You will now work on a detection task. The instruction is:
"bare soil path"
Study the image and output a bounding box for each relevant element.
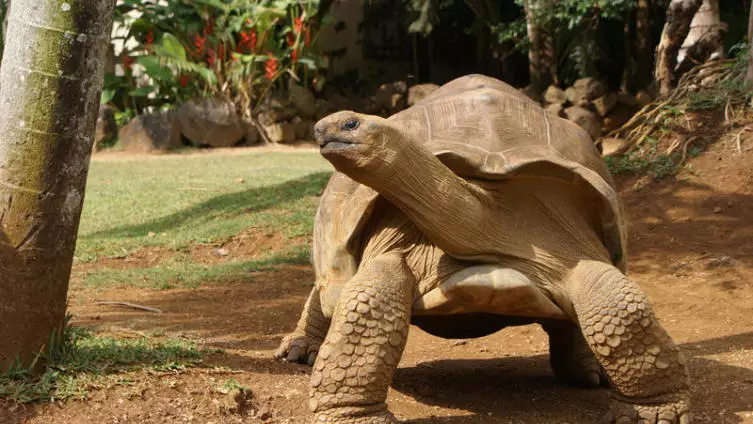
[4,139,753,424]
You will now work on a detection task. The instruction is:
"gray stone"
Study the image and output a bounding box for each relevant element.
[289,83,317,118]
[243,121,261,145]
[573,77,606,101]
[592,93,618,117]
[176,98,244,148]
[599,137,628,156]
[544,85,567,105]
[118,112,181,153]
[565,106,602,139]
[263,122,296,144]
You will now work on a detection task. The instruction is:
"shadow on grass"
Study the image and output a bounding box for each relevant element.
[83,171,331,240]
[393,331,753,424]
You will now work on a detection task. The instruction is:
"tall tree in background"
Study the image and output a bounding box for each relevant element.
[676,0,726,74]
[655,0,703,95]
[0,0,115,370]
[523,0,557,97]
[747,1,753,86]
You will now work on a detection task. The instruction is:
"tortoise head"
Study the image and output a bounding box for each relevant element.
[314,111,404,173]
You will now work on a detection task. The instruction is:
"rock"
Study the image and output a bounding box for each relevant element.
[599,137,628,156]
[288,83,317,118]
[176,98,244,148]
[375,81,407,112]
[573,77,606,101]
[315,98,337,120]
[242,121,261,145]
[262,122,296,143]
[545,103,564,117]
[565,87,589,108]
[118,112,181,153]
[565,106,602,139]
[544,85,567,105]
[705,256,735,268]
[293,120,314,140]
[636,90,653,107]
[592,92,617,117]
[94,105,117,151]
[407,83,440,106]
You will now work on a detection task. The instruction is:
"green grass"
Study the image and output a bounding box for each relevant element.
[72,150,331,288]
[0,323,209,403]
[77,151,331,261]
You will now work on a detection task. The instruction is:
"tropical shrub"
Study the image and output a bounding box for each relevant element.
[104,0,328,121]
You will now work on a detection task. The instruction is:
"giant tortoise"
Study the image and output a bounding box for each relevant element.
[276,75,690,423]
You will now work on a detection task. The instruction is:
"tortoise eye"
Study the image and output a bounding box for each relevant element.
[342,119,359,131]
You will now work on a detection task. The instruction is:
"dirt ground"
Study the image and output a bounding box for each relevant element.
[4,136,753,424]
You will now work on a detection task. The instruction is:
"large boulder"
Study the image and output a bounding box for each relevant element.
[288,83,317,118]
[573,78,606,101]
[119,112,181,153]
[565,106,602,139]
[176,98,244,148]
[375,81,407,112]
[262,122,296,144]
[544,85,567,105]
[592,92,617,117]
[407,83,440,106]
[94,105,117,151]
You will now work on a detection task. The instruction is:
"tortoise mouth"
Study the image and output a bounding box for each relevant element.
[318,135,360,152]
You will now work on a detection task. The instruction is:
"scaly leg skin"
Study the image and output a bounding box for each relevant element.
[276,286,331,365]
[568,261,691,424]
[309,253,414,424]
[543,321,608,388]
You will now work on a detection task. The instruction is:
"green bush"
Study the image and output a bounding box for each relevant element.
[105,0,329,120]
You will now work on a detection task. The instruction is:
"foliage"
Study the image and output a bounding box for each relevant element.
[105,0,328,119]
[604,137,700,179]
[0,317,207,403]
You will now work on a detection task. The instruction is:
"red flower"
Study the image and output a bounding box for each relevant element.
[265,54,278,80]
[204,20,214,36]
[286,32,295,47]
[218,43,225,61]
[193,34,206,56]
[179,75,189,87]
[291,49,298,63]
[145,29,154,46]
[250,30,257,51]
[122,55,134,70]
[207,47,216,67]
[294,16,304,34]
[246,18,253,27]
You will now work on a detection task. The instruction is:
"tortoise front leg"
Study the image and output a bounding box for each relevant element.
[567,261,691,424]
[276,286,331,365]
[310,253,414,424]
[543,320,608,388]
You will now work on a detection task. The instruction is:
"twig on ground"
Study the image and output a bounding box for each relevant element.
[94,301,163,313]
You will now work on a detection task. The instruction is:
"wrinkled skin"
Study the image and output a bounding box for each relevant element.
[276,77,691,424]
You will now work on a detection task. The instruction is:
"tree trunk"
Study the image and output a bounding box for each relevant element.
[0,0,114,370]
[655,0,703,96]
[523,0,556,97]
[676,0,726,74]
[746,1,753,86]
[634,0,653,91]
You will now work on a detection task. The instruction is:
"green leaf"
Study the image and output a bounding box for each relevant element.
[100,89,116,105]
[155,33,187,61]
[137,56,174,81]
[129,86,154,97]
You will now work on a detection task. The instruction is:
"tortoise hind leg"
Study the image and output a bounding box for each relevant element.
[566,260,691,424]
[542,320,608,388]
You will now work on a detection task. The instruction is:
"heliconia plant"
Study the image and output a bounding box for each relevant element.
[103,0,329,122]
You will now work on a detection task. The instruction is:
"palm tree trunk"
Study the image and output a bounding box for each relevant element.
[0,0,115,370]
[523,0,556,97]
[655,0,703,96]
[746,2,753,86]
